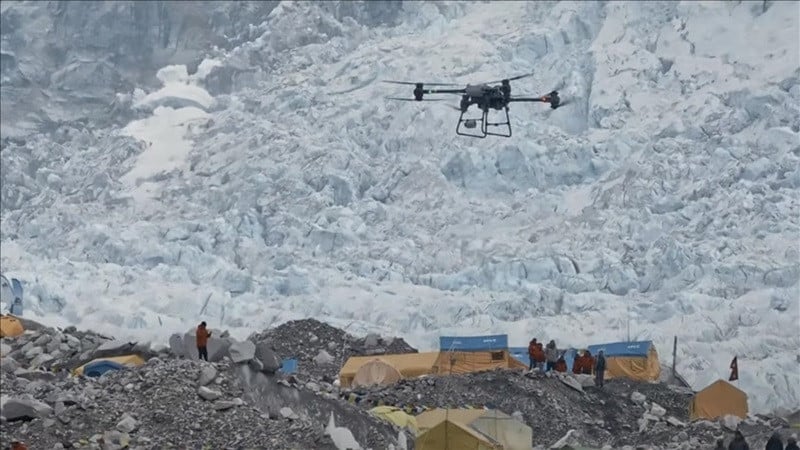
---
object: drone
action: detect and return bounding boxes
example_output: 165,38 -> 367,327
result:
384,73 -> 566,138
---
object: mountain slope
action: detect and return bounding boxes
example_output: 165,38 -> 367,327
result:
1,1 -> 798,413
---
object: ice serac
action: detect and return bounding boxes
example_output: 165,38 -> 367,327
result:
1,1 -> 798,414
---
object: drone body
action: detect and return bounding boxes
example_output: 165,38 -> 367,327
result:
385,73 -> 565,138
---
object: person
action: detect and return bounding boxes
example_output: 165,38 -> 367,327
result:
196,321 -> 212,361
714,439 -> 726,450
545,340 -> 559,372
554,354 -> 567,373
527,339 -> 538,371
728,430 -> 750,450
765,432 -> 784,450
594,350 -> 606,387
583,350 -> 595,375
785,435 -> 798,450
572,352 -> 583,374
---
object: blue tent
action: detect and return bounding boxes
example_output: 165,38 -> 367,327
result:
83,360 -> 127,377
279,358 -> 298,374
439,334 -> 508,352
587,340 -> 652,357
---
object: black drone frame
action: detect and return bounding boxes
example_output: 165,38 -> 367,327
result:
385,73 -> 563,138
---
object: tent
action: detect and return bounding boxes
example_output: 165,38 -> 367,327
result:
73,354 -> 145,377
689,379 -> 748,420
352,358 -> 403,387
416,409 -> 533,450
0,315 -> 24,338
339,352 -> 439,388
586,340 -> 661,381
370,406 -> 419,433
279,358 -> 298,374
437,334 -> 526,375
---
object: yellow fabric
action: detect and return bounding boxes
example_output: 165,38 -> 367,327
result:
73,354 -> 146,376
689,379 -> 748,420
353,358 -> 403,387
436,350 -> 524,375
604,346 -> 661,381
370,406 -> 419,433
415,419 -> 500,450
0,315 -> 24,338
339,352 -> 439,387
416,409 -> 533,450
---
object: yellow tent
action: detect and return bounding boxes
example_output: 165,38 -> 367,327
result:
416,418 -> 502,450
436,350 -> 527,376
689,379 -> 748,420
416,409 -> 532,450
72,354 -> 146,376
0,315 -> 24,338
339,352 -> 440,387
353,358 -> 403,387
370,406 -> 419,433
587,341 -> 661,381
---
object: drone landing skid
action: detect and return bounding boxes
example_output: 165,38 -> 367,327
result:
456,107 -> 512,138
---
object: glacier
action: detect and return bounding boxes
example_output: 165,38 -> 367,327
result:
0,1 -> 798,414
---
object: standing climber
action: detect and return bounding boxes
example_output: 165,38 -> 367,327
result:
728,430 -> 750,450
545,340 -> 559,372
594,350 -> 606,387
765,432 -> 784,450
527,339 -> 539,370
554,354 -> 567,373
785,435 -> 799,450
583,350 -> 595,375
196,321 -> 212,361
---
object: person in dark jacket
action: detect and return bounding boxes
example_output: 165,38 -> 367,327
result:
785,435 -> 798,450
594,350 -> 606,387
728,430 -> 750,450
544,340 -> 559,372
714,439 -> 726,450
765,432 -> 784,450
527,339 -> 538,370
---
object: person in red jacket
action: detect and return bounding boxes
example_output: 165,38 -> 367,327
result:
572,353 -> 583,374
554,354 -> 567,373
196,321 -> 212,361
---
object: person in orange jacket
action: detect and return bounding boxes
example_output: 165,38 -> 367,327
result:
531,342 -> 546,369
196,321 -> 212,361
583,350 -> 595,375
554,354 -> 567,372
572,353 -> 583,374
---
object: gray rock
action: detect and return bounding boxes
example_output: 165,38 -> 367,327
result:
213,398 -> 244,411
364,333 -> 380,348
559,375 -> 584,392
254,341 -> 281,374
651,402 -> 667,417
0,357 -> 18,373
33,333 -> 51,346
198,386 -> 222,401
15,369 -> 56,382
667,416 -> 687,427
24,346 -> 43,359
116,413 -> 138,433
29,352 -> 55,368
631,391 -> 647,404
248,358 -> 265,372
169,333 -> 185,357
0,342 -> 12,357
198,365 -> 218,386
313,349 -> 335,366
280,406 -> 299,420
228,340 -> 256,363
0,396 -> 53,420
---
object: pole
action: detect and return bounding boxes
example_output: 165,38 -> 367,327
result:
672,336 -> 677,379
626,297 -> 631,342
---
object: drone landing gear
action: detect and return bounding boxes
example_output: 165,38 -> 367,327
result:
456,107 -> 512,138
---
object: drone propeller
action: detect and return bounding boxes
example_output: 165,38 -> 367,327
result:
382,80 -> 461,86
385,97 -> 448,102
483,72 -> 536,85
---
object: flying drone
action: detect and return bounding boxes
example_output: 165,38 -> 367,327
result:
384,73 -> 567,138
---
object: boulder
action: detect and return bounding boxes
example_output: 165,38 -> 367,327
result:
631,391 -> 647,404
181,330 -> 232,362
364,333 -> 380,348
0,396 -> 53,421
228,340 -> 256,363
92,339 -> 137,359
198,365 -> 218,386
0,342 -> 12,357
666,416 -> 686,427
314,349 -> 335,366
721,414 -> 742,430
280,406 -> 299,420
168,333 -> 185,357
0,357 -> 18,373
198,386 -> 222,401
254,341 -> 281,374
559,375 -> 584,392
116,413 -> 138,433
213,398 -> 244,411
29,352 -> 55,369
650,402 -> 667,417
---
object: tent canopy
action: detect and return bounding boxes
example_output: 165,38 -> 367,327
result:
370,406 -> 419,433
690,379 -> 748,420
416,419 -> 501,450
352,358 -> 403,387
586,340 -> 661,381
416,409 -> 532,450
73,354 -> 145,376
440,334 -> 508,352
339,351 -> 439,387
436,350 -> 526,376
0,315 -> 24,338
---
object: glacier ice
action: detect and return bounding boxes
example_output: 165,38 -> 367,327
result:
1,1 -> 799,413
